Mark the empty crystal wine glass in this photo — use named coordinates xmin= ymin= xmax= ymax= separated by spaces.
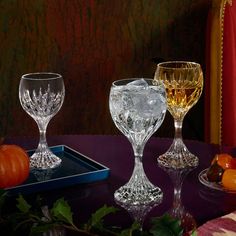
xmin=154 ymin=61 xmax=203 ymax=169
xmin=109 ymin=78 xmax=167 ymax=206
xmin=19 ymin=72 xmax=65 ymax=169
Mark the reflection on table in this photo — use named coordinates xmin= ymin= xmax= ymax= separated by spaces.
xmin=4 ymin=135 xmax=236 ymax=230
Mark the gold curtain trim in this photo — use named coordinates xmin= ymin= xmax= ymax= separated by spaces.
xmin=209 ymin=0 xmax=233 ymax=144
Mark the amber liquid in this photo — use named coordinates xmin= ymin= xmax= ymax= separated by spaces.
xmin=164 ymin=81 xmax=203 ymax=120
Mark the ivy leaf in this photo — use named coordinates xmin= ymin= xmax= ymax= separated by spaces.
xmin=0 ymin=189 xmax=6 ymax=198
xmin=50 ymin=198 xmax=73 ymax=225
xmin=30 ymin=223 xmax=60 ymax=235
xmin=91 ymin=205 xmax=118 ymax=227
xmin=120 ymin=221 xmax=141 ymax=236
xmin=0 ymin=189 xmax=7 ymax=211
xmin=16 ymin=194 xmax=31 ymax=213
xmin=150 ymin=214 xmax=183 ymax=236
xmin=191 ymin=230 xmax=197 ymax=236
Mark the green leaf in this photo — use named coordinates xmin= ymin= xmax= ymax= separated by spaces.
xmin=30 ymin=223 xmax=60 ymax=235
xmin=50 ymin=198 xmax=73 ymax=225
xmin=120 ymin=221 xmax=141 ymax=236
xmin=150 ymin=214 xmax=183 ymax=236
xmin=0 ymin=189 xmax=6 ymax=197
xmin=90 ymin=205 xmax=118 ymax=228
xmin=16 ymin=194 xmax=31 ymax=213
xmin=0 ymin=189 xmax=7 ymax=210
xmin=191 ymin=230 xmax=197 ymax=236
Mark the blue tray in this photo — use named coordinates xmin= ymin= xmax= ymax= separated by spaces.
xmin=6 ymin=145 xmax=110 ymax=195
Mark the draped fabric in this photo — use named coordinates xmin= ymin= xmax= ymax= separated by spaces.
xmin=205 ymin=0 xmax=236 ymax=146
xmin=222 ymin=0 xmax=236 ymax=146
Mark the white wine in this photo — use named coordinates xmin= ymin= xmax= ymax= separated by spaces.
xmin=154 ymin=62 xmax=203 ymax=120
xmin=164 ymin=80 xmax=203 ymax=119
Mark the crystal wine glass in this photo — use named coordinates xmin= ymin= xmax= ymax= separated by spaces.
xmin=19 ymin=72 xmax=65 ymax=169
xmin=154 ymin=61 xmax=203 ymax=169
xmin=109 ymin=78 xmax=167 ymax=206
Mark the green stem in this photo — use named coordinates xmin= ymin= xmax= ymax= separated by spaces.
xmin=29 ymin=213 xmax=42 ymax=221
xmin=14 ymin=218 xmax=36 ymax=231
xmin=64 ymin=223 xmax=120 ymax=236
xmin=63 ymin=224 xmax=99 ymax=236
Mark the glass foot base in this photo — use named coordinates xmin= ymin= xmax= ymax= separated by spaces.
xmin=158 ymin=151 xmax=198 ymax=169
xmin=31 ymin=168 xmax=59 ymax=181
xmin=30 ymin=149 xmax=62 ymax=169
xmin=158 ymin=138 xmax=199 ymax=169
xmin=114 ymin=182 xmax=163 ymax=206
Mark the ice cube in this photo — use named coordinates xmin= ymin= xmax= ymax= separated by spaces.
xmin=130 ymin=86 xmax=166 ymax=119
xmin=122 ymin=79 xmax=149 ymax=111
xmin=122 ymin=90 xmax=134 ymax=110
xmin=130 ymin=90 xmax=151 ymax=118
xmin=126 ymin=78 xmax=148 ymax=89
xmin=146 ymin=87 xmax=166 ymax=117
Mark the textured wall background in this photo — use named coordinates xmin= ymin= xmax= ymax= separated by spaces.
xmin=0 ymin=0 xmax=211 ymax=140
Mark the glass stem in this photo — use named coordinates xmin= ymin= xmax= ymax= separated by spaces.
xmin=134 ymin=156 xmax=143 ymax=174
xmin=173 ymin=179 xmax=183 ymax=211
xmin=37 ymin=119 xmax=49 ymax=150
xmin=129 ymin=144 xmax=145 ymax=183
xmin=174 ymin=119 xmax=183 ymax=140
xmin=169 ymin=170 xmax=186 ymax=216
xmin=133 ymin=144 xmax=144 ymax=161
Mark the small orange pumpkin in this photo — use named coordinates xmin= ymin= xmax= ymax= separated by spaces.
xmin=0 ymin=145 xmax=30 ymax=188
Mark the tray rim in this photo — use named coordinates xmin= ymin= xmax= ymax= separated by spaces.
xmin=6 ymin=144 xmax=110 ymax=193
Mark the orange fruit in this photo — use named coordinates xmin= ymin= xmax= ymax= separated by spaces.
xmin=211 ymin=153 xmax=232 ymax=169
xmin=222 ymin=169 xmax=236 ymax=191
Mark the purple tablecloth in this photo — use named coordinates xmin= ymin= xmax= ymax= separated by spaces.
xmin=4 ymin=135 xmax=236 ymax=230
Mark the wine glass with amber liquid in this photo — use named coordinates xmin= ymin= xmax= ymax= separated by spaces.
xmin=154 ymin=61 xmax=203 ymax=169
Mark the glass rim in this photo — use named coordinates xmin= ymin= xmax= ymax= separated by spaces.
xmin=21 ymin=72 xmax=62 ymax=80
xmin=157 ymin=61 xmax=201 ymax=70
xmin=112 ymin=78 xmax=158 ymax=86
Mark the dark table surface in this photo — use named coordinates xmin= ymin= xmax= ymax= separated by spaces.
xmin=4 ymin=135 xmax=236 ymax=232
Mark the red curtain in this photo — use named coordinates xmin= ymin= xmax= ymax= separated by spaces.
xmin=222 ymin=0 xmax=236 ymax=146
xmin=205 ymin=0 xmax=236 ymax=146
